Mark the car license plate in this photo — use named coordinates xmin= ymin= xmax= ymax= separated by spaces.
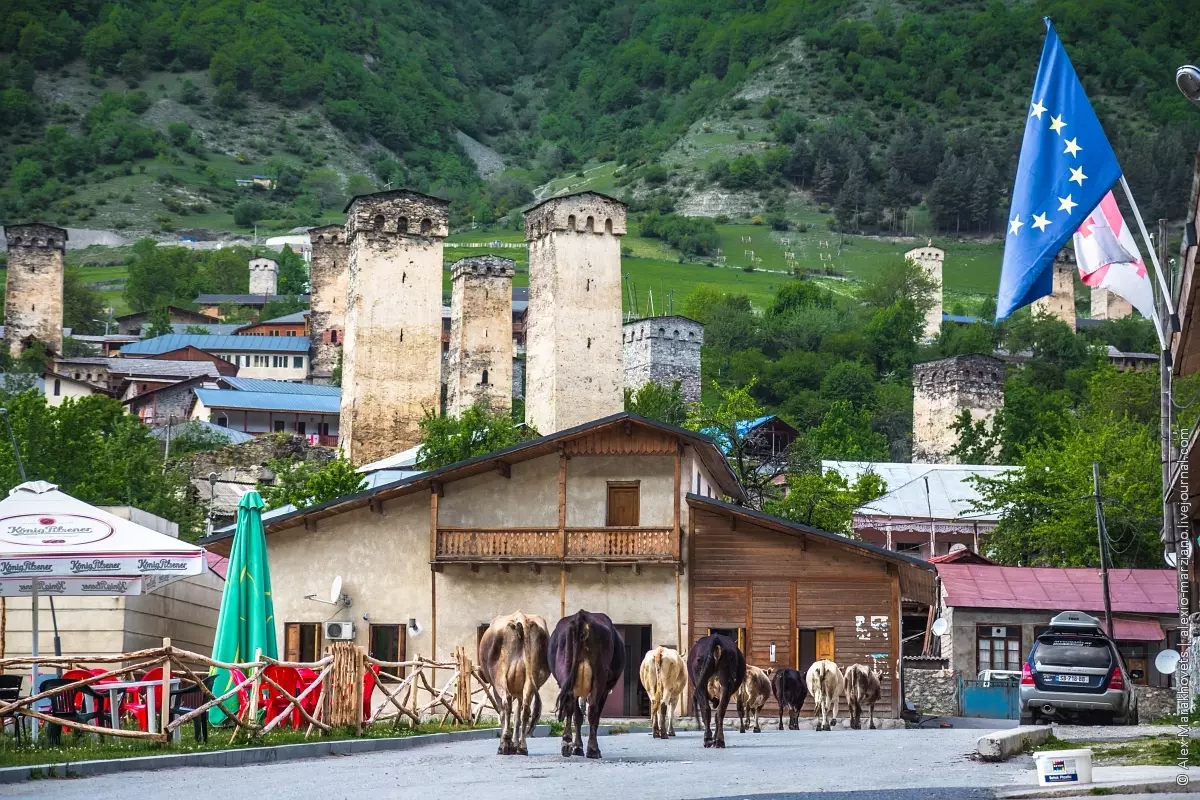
xmin=1053 ymin=674 xmax=1088 ymax=684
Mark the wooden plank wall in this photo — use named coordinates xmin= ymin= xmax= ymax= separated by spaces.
xmin=690 ymin=507 xmax=899 ymax=717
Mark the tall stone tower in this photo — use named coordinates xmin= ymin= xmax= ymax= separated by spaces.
xmin=623 ymin=316 xmax=704 ymax=403
xmin=524 ymin=191 xmax=626 ymax=434
xmin=446 ymin=255 xmax=514 ymax=416
xmin=339 ymin=190 xmax=448 ymax=464
xmin=308 ymin=225 xmax=349 ymax=384
xmin=3 ymin=223 xmax=66 ymax=358
xmin=905 ymin=242 xmax=944 ymax=340
xmin=912 ymin=354 xmax=1005 ymax=464
xmin=1090 ymin=287 xmax=1133 ymax=321
xmin=1031 ymin=249 xmax=1076 ymax=328
xmin=249 ymin=257 xmax=279 ymax=296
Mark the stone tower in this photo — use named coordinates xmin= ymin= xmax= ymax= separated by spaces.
xmin=249 ymin=257 xmax=279 ymax=296
xmin=308 ymin=225 xmax=349 ymax=384
xmin=623 ymin=316 xmax=704 ymax=403
xmin=3 ymin=223 xmax=66 ymax=358
xmin=339 ymin=190 xmax=448 ymax=464
xmin=1090 ymin=287 xmax=1134 ymax=321
xmin=905 ymin=242 xmax=944 ymax=340
xmin=1031 ymin=249 xmax=1076 ymax=328
xmin=446 ymin=255 xmax=514 ymax=416
xmin=524 ymin=191 xmax=626 ymax=434
xmin=912 ymin=354 xmax=1005 ymax=464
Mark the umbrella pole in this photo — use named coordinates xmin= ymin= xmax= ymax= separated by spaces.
xmin=30 ymin=581 xmax=38 ymax=743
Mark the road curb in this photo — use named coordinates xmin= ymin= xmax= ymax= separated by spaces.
xmin=977 ymin=726 xmax=1052 ymax=761
xmin=996 ymin=778 xmax=1199 ymax=797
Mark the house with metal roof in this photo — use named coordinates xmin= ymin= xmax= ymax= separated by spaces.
xmin=54 ymin=356 xmax=231 ymax=395
xmin=193 ymin=294 xmax=310 ymax=319
xmin=235 ymin=310 xmax=309 ymax=337
xmin=218 ymin=376 xmax=340 ymax=395
xmin=119 ymin=334 xmax=311 ymax=381
xmin=191 ymin=388 xmax=339 ymax=445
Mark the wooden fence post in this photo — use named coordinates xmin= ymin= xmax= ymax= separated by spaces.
xmin=354 ymin=645 xmax=364 ymax=736
xmin=248 ymin=647 xmax=262 ymax=736
xmin=160 ymin=638 xmax=172 ymax=737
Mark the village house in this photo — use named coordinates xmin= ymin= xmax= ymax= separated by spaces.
xmin=123 ymin=374 xmax=214 ymax=425
xmin=200 ymin=412 xmax=936 ymax=718
xmin=119 ymin=334 xmax=311 ymax=381
xmin=43 ymin=370 xmax=108 ymax=407
xmin=237 ymin=310 xmax=308 ymax=337
xmin=194 ymin=293 xmax=311 ymax=319
xmin=115 ymin=306 xmax=221 ymax=337
xmin=54 ymin=356 xmax=229 ymax=396
xmin=191 ymin=383 xmax=340 ymax=443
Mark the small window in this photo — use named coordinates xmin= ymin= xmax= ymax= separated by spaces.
xmin=293 ymin=356 xmax=303 ymax=369
xmin=605 ymin=218 xmax=613 ymax=234
xmin=374 ymin=214 xmax=385 ymax=230
xmin=398 ymin=216 xmax=409 ymax=234
xmin=274 ymin=420 xmax=285 ymax=432
xmin=977 ymin=625 xmax=1023 ymax=675
xmin=481 ymin=369 xmax=489 ymax=385
xmin=296 ymin=421 xmax=306 ymax=435
xmin=369 ymin=624 xmax=405 ymax=675
xmin=216 ymin=416 xmax=228 ymax=427
xmin=568 ymin=214 xmax=576 ymax=229
xmin=586 ymin=216 xmax=595 ymax=232
xmin=285 ymin=622 xmax=323 ymax=662
xmin=53 ymin=379 xmax=61 ymax=396
xmin=708 ymin=627 xmax=747 ymax=654
xmin=420 ymin=218 xmax=432 ymax=234
xmin=330 ymin=330 xmax=339 ymax=344
xmin=606 ymin=481 xmax=640 ymax=526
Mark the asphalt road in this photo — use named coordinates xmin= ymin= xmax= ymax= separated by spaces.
xmin=2 ymin=727 xmax=1036 ymax=800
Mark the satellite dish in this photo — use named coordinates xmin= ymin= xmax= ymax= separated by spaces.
xmin=1155 ymin=649 xmax=1181 ymax=675
xmin=330 ymin=575 xmax=343 ymax=605
xmin=931 ymin=618 xmax=949 ymax=637
xmin=1165 ymin=548 xmax=1178 ymax=568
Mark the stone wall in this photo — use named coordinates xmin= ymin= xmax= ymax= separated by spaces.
xmin=1136 ymin=685 xmax=1175 ymax=723
xmin=912 ymin=354 xmax=1005 ymax=464
xmin=249 ymin=257 xmax=279 ymax=296
xmin=4 ymin=223 xmax=65 ymax=357
xmin=308 ymin=225 xmax=349 ymax=382
xmin=340 ymin=190 xmax=448 ymax=464
xmin=1091 ymin=287 xmax=1134 ymax=320
xmin=905 ymin=244 xmax=944 ymax=341
xmin=524 ymin=192 xmax=626 ymax=434
xmin=904 ymin=667 xmax=959 ymax=716
xmin=623 ymin=316 xmax=704 ymax=403
xmin=446 ymin=255 xmax=514 ymax=415
xmin=1031 ymin=250 xmax=1076 ymax=328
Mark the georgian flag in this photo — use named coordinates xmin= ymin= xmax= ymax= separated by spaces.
xmin=1073 ymin=191 xmax=1158 ymax=325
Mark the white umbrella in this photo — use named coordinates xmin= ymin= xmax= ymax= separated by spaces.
xmin=0 ymin=481 xmax=204 ymax=740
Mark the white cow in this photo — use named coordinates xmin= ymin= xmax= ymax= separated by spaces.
xmin=806 ymin=659 xmax=843 ymax=732
xmin=639 ymin=646 xmax=687 ymax=739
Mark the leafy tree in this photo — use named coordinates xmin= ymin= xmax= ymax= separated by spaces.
xmin=143 ymin=305 xmax=173 ymax=339
xmin=63 ymin=268 xmax=106 ymax=335
xmin=766 ymin=469 xmax=886 ymax=534
xmin=276 ymin=245 xmax=308 ymax=295
xmin=261 ymin=453 xmax=365 ymax=510
xmin=807 ymin=400 xmax=889 ymax=462
xmin=183 ymin=325 xmax=212 ymax=334
xmin=416 ymin=404 xmax=532 ymax=469
xmin=123 ymin=239 xmax=199 ymax=311
xmin=232 ymin=199 xmax=266 ymax=227
xmin=624 ymin=381 xmax=686 ymax=427
xmin=680 ymin=285 xmax=726 ymax=325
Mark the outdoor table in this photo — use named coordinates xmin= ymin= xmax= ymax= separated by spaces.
xmin=83 ymin=678 xmax=181 ymax=736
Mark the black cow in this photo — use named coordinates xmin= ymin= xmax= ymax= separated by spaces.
xmin=770 ymin=667 xmax=807 ymax=731
xmin=548 ymin=609 xmax=625 ymax=759
xmin=688 ymin=633 xmax=745 ymax=749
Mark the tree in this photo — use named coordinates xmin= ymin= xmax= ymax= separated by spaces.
xmin=63 ymin=268 xmax=105 ymax=335
xmin=950 ymin=409 xmax=998 ymax=464
xmin=260 ymin=453 xmax=365 ymax=510
xmin=232 ymin=199 xmax=266 ymax=227
xmin=123 ymin=240 xmax=199 ymax=311
xmin=807 ymin=400 xmax=889 ymax=461
xmin=680 ymin=285 xmax=726 ymax=325
xmin=276 ymin=246 xmax=308 ymax=295
xmin=765 ymin=469 xmax=886 ymax=534
xmin=416 ymin=404 xmax=532 ymax=469
xmin=624 ymin=381 xmax=686 ymax=426
xmin=143 ymin=305 xmax=173 ymax=339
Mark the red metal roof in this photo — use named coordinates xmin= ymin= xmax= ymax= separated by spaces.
xmin=928 ymin=550 xmax=996 ymax=565
xmin=1112 ymin=617 xmax=1164 ymax=641
xmin=205 ymin=552 xmax=228 ymax=580
xmin=938 ymin=565 xmax=1176 ymax=615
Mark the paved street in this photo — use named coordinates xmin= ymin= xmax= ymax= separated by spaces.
xmin=2 ymin=727 xmax=1039 ymax=800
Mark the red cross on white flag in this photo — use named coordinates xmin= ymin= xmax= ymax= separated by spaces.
xmin=1072 ymin=190 xmax=1156 ymax=323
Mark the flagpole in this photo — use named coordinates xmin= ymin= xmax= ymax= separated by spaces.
xmin=1119 ymin=175 xmax=1180 ymax=331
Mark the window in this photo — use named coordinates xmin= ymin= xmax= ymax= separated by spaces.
xmin=320 ymin=422 xmax=330 ymax=436
xmin=330 ymin=330 xmax=338 ymax=344
xmin=216 ymin=416 xmax=228 ymax=427
xmin=368 ymin=624 xmax=405 ymax=677
xmin=606 ymin=482 xmax=640 ymax=526
xmin=296 ymin=421 xmax=306 ymax=435
xmin=481 ymin=369 xmax=489 ymax=385
xmin=285 ymin=622 xmax=322 ymax=662
xmin=293 ymin=356 xmax=303 ymax=369
xmin=53 ymin=379 xmax=60 ymax=396
xmin=274 ymin=420 xmax=285 ymax=432
xmin=270 ymin=330 xmax=279 ymax=337
xmin=977 ymin=625 xmax=1023 ymax=674
xmin=708 ymin=627 xmax=746 ymax=653
xmin=287 ymin=330 xmax=296 ymax=337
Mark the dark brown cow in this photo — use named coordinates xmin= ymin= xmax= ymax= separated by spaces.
xmin=688 ymin=633 xmax=745 ymax=749
xmin=769 ymin=667 xmax=807 ymax=731
xmin=548 ymin=609 xmax=625 ymax=759
xmin=478 ymin=611 xmax=550 ymax=755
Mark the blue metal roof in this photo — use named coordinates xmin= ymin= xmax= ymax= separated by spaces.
xmin=942 ymin=313 xmax=982 ymax=325
xmin=194 ymin=389 xmax=339 ymax=414
xmin=222 ymin=377 xmax=340 ymax=396
xmin=119 ymin=334 xmax=310 ymax=355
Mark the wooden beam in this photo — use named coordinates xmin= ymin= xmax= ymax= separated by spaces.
xmin=429 ymin=488 xmax=439 ymax=564
xmin=599 ymin=562 xmax=608 ymax=574
xmin=530 ymin=563 xmax=541 ymax=575
xmin=557 ymin=449 xmax=567 ymax=559
xmin=559 ymin=568 xmax=566 ymax=619
xmin=431 ymin=569 xmax=438 ymax=686
xmin=304 ymin=517 xmax=318 ymax=532
xmin=369 ymin=498 xmax=383 ymax=514
xmin=497 ymin=461 xmax=511 ymax=479
xmin=675 ymin=569 xmax=682 ymax=651
xmin=430 ymin=481 xmax=444 ymax=498
xmin=499 ymin=564 xmax=509 ymax=574
xmin=889 ymin=565 xmax=902 ymax=719
xmin=622 ymin=420 xmax=632 ymax=436
xmin=673 ymin=444 xmax=682 ymax=562
xmin=632 ymin=563 xmax=640 ymax=575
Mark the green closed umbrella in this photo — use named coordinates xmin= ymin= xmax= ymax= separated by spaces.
xmin=209 ymin=491 xmax=278 ymax=725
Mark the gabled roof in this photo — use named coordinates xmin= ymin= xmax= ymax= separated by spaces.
xmin=199 ymin=412 xmax=744 ymax=552
xmin=120 ymin=334 xmax=310 ymax=355
xmin=219 ymin=377 xmax=339 ymax=396
xmin=244 ymin=310 xmax=309 ymax=327
xmin=57 ymin=357 xmax=223 ymax=380
xmin=343 ymin=188 xmax=448 ymax=214
xmin=938 ymin=564 xmax=1177 ymax=615
xmin=116 ymin=306 xmax=218 ymax=324
xmin=523 ymin=190 xmax=625 ymax=214
xmin=928 ymin=549 xmax=995 ymax=565
xmin=823 ymin=461 xmax=1015 ymax=523
xmin=122 ymin=375 xmax=211 ymax=406
xmin=194 ymin=388 xmax=339 ymax=414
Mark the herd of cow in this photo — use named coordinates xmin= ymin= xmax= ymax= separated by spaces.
xmin=478 ymin=609 xmax=883 ymax=760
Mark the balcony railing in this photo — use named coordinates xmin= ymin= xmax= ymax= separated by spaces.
xmin=434 ymin=527 xmax=676 ymax=564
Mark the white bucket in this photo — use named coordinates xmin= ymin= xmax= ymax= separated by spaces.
xmin=1033 ymin=748 xmax=1093 ymax=786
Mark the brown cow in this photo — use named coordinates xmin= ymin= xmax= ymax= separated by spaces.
xmin=736 ymin=665 xmax=772 ymax=733
xmin=478 ymin=611 xmax=550 ymax=755
xmin=843 ymin=662 xmax=882 ymax=730
xmin=639 ymin=646 xmax=687 ymax=739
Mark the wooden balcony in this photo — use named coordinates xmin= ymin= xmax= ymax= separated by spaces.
xmin=433 ymin=526 xmax=677 ymax=566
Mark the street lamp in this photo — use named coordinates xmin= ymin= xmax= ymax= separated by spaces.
xmin=1177 ymin=65 xmax=1200 ymax=109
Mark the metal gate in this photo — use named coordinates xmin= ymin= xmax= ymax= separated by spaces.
xmin=959 ymin=677 xmax=1020 ymax=719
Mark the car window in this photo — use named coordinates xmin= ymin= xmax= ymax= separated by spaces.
xmin=1033 ymin=636 xmax=1113 ymax=668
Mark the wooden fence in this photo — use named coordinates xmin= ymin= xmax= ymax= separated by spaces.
xmin=0 ymin=639 xmax=497 ymax=745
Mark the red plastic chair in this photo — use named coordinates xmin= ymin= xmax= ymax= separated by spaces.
xmin=261 ymin=666 xmax=302 ymax=728
xmin=125 ymin=667 xmax=164 ymax=731
xmin=296 ymin=668 xmax=320 ymax=718
xmin=61 ymin=669 xmax=93 ymax=713
xmin=362 ymin=664 xmax=380 ymax=722
xmin=89 ymin=667 xmax=121 ymax=716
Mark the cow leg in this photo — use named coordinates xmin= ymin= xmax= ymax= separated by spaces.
xmin=561 ymin=699 xmax=574 ymax=758
xmin=515 ymin=692 xmax=530 ymax=756
xmin=790 ymin=708 xmax=799 ymax=731
xmin=499 ymin=696 xmax=513 ymax=755
xmin=714 ymin=689 xmax=730 ymax=748
xmin=571 ymin=700 xmax=585 ymax=757
xmin=753 ymin=703 xmax=761 ymax=734
xmin=666 ymin=693 xmax=676 ymax=737
xmin=584 ymin=690 xmax=602 ymax=759
xmin=868 ymin=702 xmax=876 ymax=730
xmin=737 ymin=692 xmax=747 ymax=734
xmin=649 ymin=690 xmax=661 ymax=739
xmin=778 ymin=704 xmax=785 ymax=731
xmin=700 ymin=694 xmax=713 ymax=747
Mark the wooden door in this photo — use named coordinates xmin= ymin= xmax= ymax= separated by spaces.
xmin=285 ymin=623 xmax=300 ymax=661
xmin=816 ymin=628 xmax=835 ymax=662
xmin=606 ymin=483 xmax=640 ymax=526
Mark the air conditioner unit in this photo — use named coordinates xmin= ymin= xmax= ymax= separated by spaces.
xmin=324 ymin=620 xmax=356 ymax=641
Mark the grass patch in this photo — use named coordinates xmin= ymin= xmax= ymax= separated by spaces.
xmin=548 ymin=720 xmax=565 ymax=737
xmin=0 ymin=720 xmax=493 ymax=769
xmin=1031 ymin=733 xmax=1199 ymax=768
xmin=607 ymin=724 xmax=630 ymax=735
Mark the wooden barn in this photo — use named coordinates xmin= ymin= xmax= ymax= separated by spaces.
xmin=687 ymin=496 xmax=937 ymax=718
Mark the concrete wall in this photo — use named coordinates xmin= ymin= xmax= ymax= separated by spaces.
xmin=905 ymin=245 xmax=944 ymax=341
xmin=249 ymin=258 xmax=279 ymax=296
xmin=1091 ymin=287 xmax=1134 ymax=320
xmin=309 ymin=225 xmax=349 ymax=382
xmin=341 ymin=191 xmax=448 ymax=464
xmin=45 ymin=376 xmax=95 ymax=407
xmin=622 ymin=316 xmax=704 ymax=404
xmin=1032 ymin=251 xmax=1077 ymax=328
xmin=913 ymin=354 xmax=1005 ymax=464
xmin=524 ymin=193 xmax=626 ymax=434
xmin=446 ymin=256 xmax=513 ymax=416
xmin=4 ymin=224 xmax=65 ymax=357
xmin=226 ymin=352 xmax=308 ymax=380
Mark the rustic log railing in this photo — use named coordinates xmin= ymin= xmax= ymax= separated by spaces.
xmin=0 ymin=639 xmax=497 ymax=747
xmin=435 ymin=526 xmax=675 ymax=562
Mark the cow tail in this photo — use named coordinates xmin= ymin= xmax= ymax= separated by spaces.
xmin=555 ymin=621 xmax=581 ymax=721
xmin=690 ymin=643 xmax=721 ymax=714
xmin=519 ymin=619 xmax=543 ymax=731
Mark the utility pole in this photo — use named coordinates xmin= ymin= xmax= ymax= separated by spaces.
xmin=1093 ymin=461 xmax=1114 ymax=639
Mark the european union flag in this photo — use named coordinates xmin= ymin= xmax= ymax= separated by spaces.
xmin=996 ymin=19 xmax=1123 ymax=320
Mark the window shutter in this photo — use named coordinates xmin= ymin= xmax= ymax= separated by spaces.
xmin=816 ymin=629 xmax=835 ymax=662
xmin=285 ymin=623 xmax=300 ymax=662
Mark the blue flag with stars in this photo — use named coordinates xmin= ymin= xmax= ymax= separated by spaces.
xmin=996 ymin=19 xmax=1123 ymax=320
